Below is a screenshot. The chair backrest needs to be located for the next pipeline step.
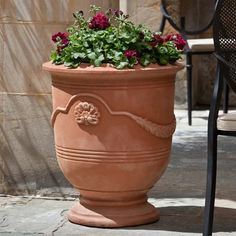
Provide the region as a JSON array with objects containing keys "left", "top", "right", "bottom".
[
  {"left": 213, "top": 0, "right": 236, "bottom": 93},
  {"left": 161, "top": 0, "right": 216, "bottom": 35}
]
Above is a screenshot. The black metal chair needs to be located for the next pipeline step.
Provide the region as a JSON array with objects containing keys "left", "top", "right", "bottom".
[
  {"left": 159, "top": 0, "right": 227, "bottom": 126},
  {"left": 203, "top": 0, "right": 236, "bottom": 235}
]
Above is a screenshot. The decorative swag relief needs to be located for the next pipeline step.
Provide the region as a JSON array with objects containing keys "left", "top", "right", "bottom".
[{"left": 51, "top": 93, "right": 176, "bottom": 138}]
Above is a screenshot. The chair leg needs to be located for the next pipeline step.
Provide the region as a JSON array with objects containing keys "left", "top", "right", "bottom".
[
  {"left": 203, "top": 132, "right": 217, "bottom": 236},
  {"left": 223, "top": 81, "right": 229, "bottom": 113},
  {"left": 203, "top": 65, "right": 222, "bottom": 236},
  {"left": 186, "top": 53, "right": 192, "bottom": 126}
]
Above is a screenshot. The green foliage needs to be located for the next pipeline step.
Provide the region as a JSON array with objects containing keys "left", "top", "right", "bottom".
[{"left": 50, "top": 5, "right": 185, "bottom": 69}]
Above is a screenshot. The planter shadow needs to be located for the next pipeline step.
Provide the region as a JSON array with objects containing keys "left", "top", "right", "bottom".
[{"left": 126, "top": 206, "right": 236, "bottom": 233}]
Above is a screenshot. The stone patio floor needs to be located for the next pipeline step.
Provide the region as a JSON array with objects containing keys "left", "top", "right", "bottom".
[{"left": 0, "top": 110, "right": 236, "bottom": 236}]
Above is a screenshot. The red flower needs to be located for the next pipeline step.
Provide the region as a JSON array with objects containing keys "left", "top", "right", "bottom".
[
  {"left": 150, "top": 33, "right": 164, "bottom": 47},
  {"left": 124, "top": 50, "right": 139, "bottom": 59},
  {"left": 164, "top": 34, "right": 172, "bottom": 42},
  {"left": 52, "top": 32, "right": 69, "bottom": 44},
  {"left": 52, "top": 32, "right": 69, "bottom": 52},
  {"left": 165, "top": 33, "right": 186, "bottom": 50},
  {"left": 89, "top": 13, "right": 110, "bottom": 30},
  {"left": 174, "top": 35, "right": 186, "bottom": 50}
]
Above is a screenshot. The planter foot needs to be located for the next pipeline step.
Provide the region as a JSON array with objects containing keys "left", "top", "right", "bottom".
[{"left": 68, "top": 200, "right": 159, "bottom": 228}]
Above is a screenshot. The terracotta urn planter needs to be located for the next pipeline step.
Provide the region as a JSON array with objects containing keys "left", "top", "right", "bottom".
[{"left": 43, "top": 62, "right": 183, "bottom": 228}]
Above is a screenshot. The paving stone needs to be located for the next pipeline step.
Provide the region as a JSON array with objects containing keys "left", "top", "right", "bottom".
[{"left": 0, "top": 197, "right": 235, "bottom": 235}]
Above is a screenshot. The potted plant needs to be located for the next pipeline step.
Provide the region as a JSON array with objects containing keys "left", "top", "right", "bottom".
[{"left": 43, "top": 5, "right": 185, "bottom": 228}]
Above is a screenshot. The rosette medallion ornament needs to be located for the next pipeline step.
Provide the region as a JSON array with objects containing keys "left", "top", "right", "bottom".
[{"left": 74, "top": 102, "right": 100, "bottom": 126}]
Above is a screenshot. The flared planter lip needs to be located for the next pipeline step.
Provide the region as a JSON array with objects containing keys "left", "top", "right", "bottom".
[{"left": 42, "top": 61, "right": 184, "bottom": 79}]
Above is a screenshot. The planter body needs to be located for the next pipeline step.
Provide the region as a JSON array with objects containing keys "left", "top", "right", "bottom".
[{"left": 43, "top": 62, "right": 183, "bottom": 228}]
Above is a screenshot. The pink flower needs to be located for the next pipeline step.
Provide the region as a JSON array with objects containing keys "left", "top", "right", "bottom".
[
  {"left": 150, "top": 34, "right": 164, "bottom": 47},
  {"left": 165, "top": 33, "right": 186, "bottom": 50},
  {"left": 89, "top": 13, "right": 110, "bottom": 30},
  {"left": 124, "top": 50, "right": 139, "bottom": 59}
]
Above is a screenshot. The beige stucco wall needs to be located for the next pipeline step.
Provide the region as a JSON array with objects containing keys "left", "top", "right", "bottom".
[
  {"left": 0, "top": 0, "right": 118, "bottom": 195},
  {"left": 126, "top": 0, "right": 177, "bottom": 34}
]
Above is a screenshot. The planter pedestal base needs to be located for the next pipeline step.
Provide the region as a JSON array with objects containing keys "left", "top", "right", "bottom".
[{"left": 68, "top": 197, "right": 159, "bottom": 228}]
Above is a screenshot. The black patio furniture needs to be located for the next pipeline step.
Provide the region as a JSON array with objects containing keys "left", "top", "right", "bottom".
[
  {"left": 159, "top": 0, "right": 229, "bottom": 126},
  {"left": 203, "top": 0, "right": 236, "bottom": 235}
]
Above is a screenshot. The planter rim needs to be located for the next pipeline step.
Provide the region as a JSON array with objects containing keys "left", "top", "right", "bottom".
[{"left": 42, "top": 61, "right": 184, "bottom": 76}]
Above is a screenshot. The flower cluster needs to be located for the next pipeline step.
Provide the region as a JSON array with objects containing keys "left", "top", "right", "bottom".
[
  {"left": 51, "top": 32, "right": 69, "bottom": 52},
  {"left": 149, "top": 34, "right": 163, "bottom": 47},
  {"left": 89, "top": 13, "right": 110, "bottom": 30},
  {"left": 50, "top": 5, "right": 186, "bottom": 69},
  {"left": 124, "top": 50, "right": 139, "bottom": 58},
  {"left": 165, "top": 34, "right": 186, "bottom": 50},
  {"left": 149, "top": 33, "right": 186, "bottom": 50}
]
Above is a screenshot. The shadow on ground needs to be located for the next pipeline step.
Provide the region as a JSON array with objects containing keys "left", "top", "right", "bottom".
[{"left": 129, "top": 206, "right": 236, "bottom": 233}]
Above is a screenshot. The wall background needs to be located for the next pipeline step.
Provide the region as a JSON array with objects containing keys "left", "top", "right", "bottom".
[{"left": 0, "top": 0, "right": 118, "bottom": 196}]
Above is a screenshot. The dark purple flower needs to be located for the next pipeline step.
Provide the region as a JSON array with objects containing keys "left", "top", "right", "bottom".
[
  {"left": 78, "top": 10, "right": 84, "bottom": 16},
  {"left": 106, "top": 8, "right": 113, "bottom": 15},
  {"left": 89, "top": 12, "right": 110, "bottom": 30},
  {"left": 115, "top": 10, "right": 123, "bottom": 17},
  {"left": 124, "top": 50, "right": 139, "bottom": 59},
  {"left": 139, "top": 32, "right": 145, "bottom": 40}
]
